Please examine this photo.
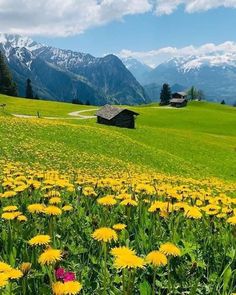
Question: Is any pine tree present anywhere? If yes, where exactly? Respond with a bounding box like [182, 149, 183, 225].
[160, 83, 172, 106]
[0, 51, 18, 97]
[188, 86, 198, 101]
[221, 100, 226, 105]
[25, 78, 34, 99]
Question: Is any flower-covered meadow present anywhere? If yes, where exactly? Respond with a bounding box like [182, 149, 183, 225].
[0, 161, 235, 294]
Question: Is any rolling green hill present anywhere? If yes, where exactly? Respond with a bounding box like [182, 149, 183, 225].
[0, 94, 235, 181]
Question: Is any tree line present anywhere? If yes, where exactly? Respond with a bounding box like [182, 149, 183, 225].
[159, 83, 205, 105]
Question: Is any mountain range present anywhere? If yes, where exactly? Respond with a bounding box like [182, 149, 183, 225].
[122, 54, 236, 104]
[0, 34, 149, 105]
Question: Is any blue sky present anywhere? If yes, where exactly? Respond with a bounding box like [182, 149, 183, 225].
[1, 1, 236, 66]
[34, 7, 236, 57]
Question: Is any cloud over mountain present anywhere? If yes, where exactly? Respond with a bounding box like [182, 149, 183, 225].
[119, 42, 236, 67]
[0, 0, 236, 37]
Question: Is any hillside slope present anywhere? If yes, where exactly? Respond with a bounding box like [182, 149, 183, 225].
[0, 95, 235, 181]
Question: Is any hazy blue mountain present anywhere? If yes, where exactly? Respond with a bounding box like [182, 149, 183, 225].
[0, 34, 149, 105]
[142, 56, 236, 104]
[121, 57, 152, 84]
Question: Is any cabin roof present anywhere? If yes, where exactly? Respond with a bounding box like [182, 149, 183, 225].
[170, 98, 187, 103]
[96, 104, 139, 120]
[172, 92, 187, 97]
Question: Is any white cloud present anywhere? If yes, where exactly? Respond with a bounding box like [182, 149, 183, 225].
[118, 42, 236, 67]
[0, 0, 236, 36]
[154, 0, 236, 15]
[0, 0, 151, 36]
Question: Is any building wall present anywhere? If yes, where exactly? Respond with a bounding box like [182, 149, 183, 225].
[97, 112, 135, 128]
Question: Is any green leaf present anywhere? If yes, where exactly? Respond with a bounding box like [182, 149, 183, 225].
[139, 280, 152, 295]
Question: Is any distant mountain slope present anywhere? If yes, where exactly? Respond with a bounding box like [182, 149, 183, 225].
[121, 57, 152, 84]
[0, 34, 149, 105]
[122, 55, 236, 104]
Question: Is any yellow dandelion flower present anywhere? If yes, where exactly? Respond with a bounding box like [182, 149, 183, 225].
[38, 248, 62, 265]
[159, 243, 181, 257]
[63, 281, 83, 294]
[111, 247, 135, 257]
[184, 206, 202, 219]
[97, 196, 117, 206]
[120, 199, 138, 206]
[112, 224, 127, 231]
[0, 262, 12, 272]
[62, 205, 73, 212]
[43, 206, 62, 216]
[20, 262, 31, 274]
[52, 282, 65, 295]
[227, 216, 236, 225]
[6, 269, 23, 280]
[17, 215, 27, 222]
[28, 204, 45, 214]
[1, 212, 16, 220]
[1, 191, 16, 198]
[28, 235, 51, 246]
[0, 273, 8, 287]
[114, 253, 145, 269]
[92, 227, 118, 243]
[3, 206, 18, 212]
[49, 197, 61, 205]
[146, 251, 167, 267]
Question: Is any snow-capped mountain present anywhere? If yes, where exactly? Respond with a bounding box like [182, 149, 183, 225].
[0, 34, 149, 105]
[123, 54, 236, 104]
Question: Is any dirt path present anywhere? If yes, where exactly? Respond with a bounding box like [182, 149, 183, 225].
[12, 108, 98, 120]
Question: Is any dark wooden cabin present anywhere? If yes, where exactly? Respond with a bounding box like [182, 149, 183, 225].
[170, 92, 188, 108]
[96, 105, 139, 129]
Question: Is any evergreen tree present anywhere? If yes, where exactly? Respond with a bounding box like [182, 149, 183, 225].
[188, 86, 198, 101]
[72, 98, 83, 105]
[221, 100, 226, 105]
[85, 100, 90, 106]
[0, 51, 18, 97]
[197, 90, 204, 101]
[160, 83, 172, 106]
[25, 78, 34, 99]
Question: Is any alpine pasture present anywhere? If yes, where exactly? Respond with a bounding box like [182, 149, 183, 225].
[0, 95, 236, 295]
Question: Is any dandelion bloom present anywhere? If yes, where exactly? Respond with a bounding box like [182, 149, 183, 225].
[49, 197, 61, 205]
[114, 253, 145, 269]
[111, 247, 135, 257]
[5, 269, 23, 279]
[184, 206, 202, 219]
[38, 248, 62, 265]
[62, 205, 73, 212]
[1, 212, 20, 220]
[120, 199, 138, 206]
[52, 281, 82, 295]
[17, 215, 28, 222]
[146, 251, 167, 267]
[0, 262, 12, 272]
[0, 273, 8, 287]
[27, 203, 45, 213]
[28, 235, 51, 246]
[159, 243, 181, 257]
[227, 216, 236, 225]
[20, 262, 31, 274]
[97, 196, 117, 206]
[92, 227, 118, 243]
[43, 206, 62, 216]
[112, 224, 127, 231]
[1, 191, 16, 198]
[3, 206, 18, 212]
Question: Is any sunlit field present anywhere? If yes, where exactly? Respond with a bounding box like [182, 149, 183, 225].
[0, 95, 236, 294]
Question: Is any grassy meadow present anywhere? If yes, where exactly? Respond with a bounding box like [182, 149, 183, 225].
[0, 94, 236, 294]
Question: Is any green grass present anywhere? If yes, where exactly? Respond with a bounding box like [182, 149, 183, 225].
[0, 95, 236, 180]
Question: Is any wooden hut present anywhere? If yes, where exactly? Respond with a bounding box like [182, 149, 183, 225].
[170, 92, 188, 108]
[96, 105, 139, 129]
